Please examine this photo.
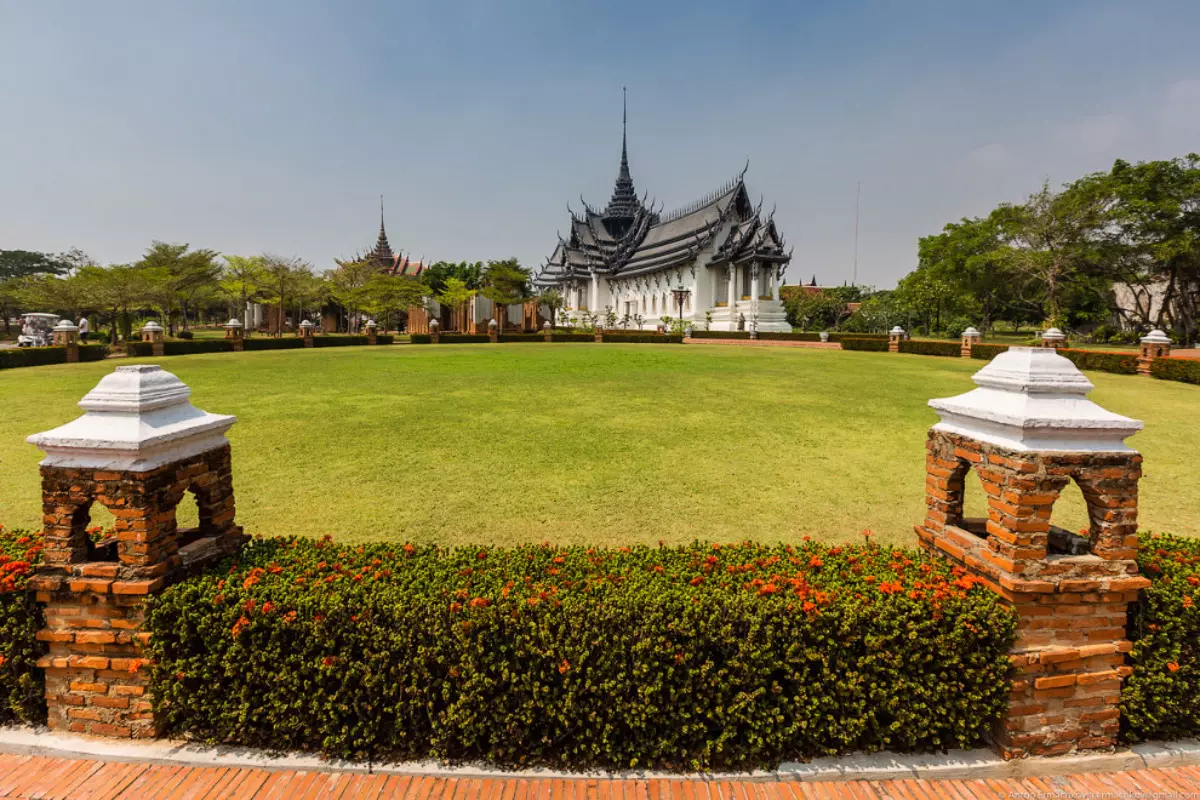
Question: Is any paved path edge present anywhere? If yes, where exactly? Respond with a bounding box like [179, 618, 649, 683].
[1, 726, 1198, 783]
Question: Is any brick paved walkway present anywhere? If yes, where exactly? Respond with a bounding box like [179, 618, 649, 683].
[0, 754, 1197, 799]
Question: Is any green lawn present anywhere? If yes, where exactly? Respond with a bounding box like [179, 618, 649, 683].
[0, 344, 1195, 548]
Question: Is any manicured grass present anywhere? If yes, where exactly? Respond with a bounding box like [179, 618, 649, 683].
[0, 345, 1195, 548]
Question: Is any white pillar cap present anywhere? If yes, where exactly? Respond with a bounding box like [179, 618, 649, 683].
[429, 319, 439, 328]
[962, 327, 981, 338]
[141, 321, 163, 333]
[298, 320, 315, 329]
[928, 347, 1142, 453]
[890, 326, 906, 335]
[488, 319, 497, 328]
[543, 321, 551, 329]
[1141, 329, 1171, 344]
[223, 318, 243, 329]
[1041, 327, 1066, 341]
[26, 365, 236, 471]
[53, 320, 80, 333]
[364, 320, 378, 329]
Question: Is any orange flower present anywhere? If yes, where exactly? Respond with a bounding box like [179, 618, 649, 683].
[1183, 596, 1194, 609]
[689, 575, 704, 586]
[1167, 662, 1180, 673]
[558, 659, 570, 674]
[808, 556, 823, 569]
[758, 582, 777, 596]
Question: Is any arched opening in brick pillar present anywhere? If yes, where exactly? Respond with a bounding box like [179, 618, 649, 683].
[70, 501, 119, 562]
[1047, 478, 1094, 555]
[937, 458, 990, 538]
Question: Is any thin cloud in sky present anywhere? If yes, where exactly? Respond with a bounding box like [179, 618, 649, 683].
[0, 0, 1197, 289]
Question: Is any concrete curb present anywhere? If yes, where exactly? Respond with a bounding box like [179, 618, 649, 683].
[1, 727, 1197, 783]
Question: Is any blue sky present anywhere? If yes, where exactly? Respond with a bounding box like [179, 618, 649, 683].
[2, 1, 1198, 288]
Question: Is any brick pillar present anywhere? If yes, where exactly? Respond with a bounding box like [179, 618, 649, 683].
[1137, 330, 1171, 376]
[140, 322, 164, 357]
[488, 320, 498, 343]
[365, 320, 378, 345]
[26, 365, 245, 738]
[1041, 328, 1067, 350]
[917, 348, 1147, 758]
[299, 320, 315, 347]
[543, 322, 552, 342]
[224, 318, 244, 351]
[52, 321, 80, 362]
[961, 327, 981, 358]
[430, 320, 440, 344]
[889, 326, 905, 353]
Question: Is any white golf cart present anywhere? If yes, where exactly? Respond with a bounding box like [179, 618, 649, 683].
[17, 313, 62, 347]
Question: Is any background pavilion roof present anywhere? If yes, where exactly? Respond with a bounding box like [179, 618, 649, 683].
[536, 169, 790, 287]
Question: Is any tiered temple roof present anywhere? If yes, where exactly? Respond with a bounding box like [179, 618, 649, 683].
[363, 198, 425, 277]
[536, 106, 790, 288]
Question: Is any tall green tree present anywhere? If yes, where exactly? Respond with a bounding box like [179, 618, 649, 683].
[1103, 155, 1200, 345]
[258, 255, 312, 336]
[364, 274, 428, 332]
[329, 258, 377, 332]
[437, 277, 476, 331]
[480, 259, 531, 326]
[422, 261, 483, 296]
[220, 255, 266, 324]
[0, 250, 68, 334]
[993, 181, 1108, 328]
[535, 288, 565, 329]
[77, 265, 152, 344]
[135, 242, 222, 334]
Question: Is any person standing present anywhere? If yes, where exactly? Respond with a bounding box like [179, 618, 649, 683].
[77, 315, 89, 343]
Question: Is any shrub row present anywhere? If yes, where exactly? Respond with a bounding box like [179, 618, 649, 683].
[377, 334, 395, 345]
[969, 343, 1010, 360]
[601, 333, 682, 343]
[1151, 357, 1200, 385]
[1123, 534, 1200, 742]
[549, 333, 595, 342]
[899, 340, 961, 357]
[1057, 348, 1139, 375]
[0, 528, 44, 726]
[840, 337, 890, 352]
[497, 334, 547, 343]
[689, 330, 750, 339]
[243, 337, 305, 351]
[163, 339, 234, 355]
[439, 334, 490, 344]
[410, 334, 432, 344]
[144, 538, 1015, 770]
[0, 345, 107, 369]
[313, 335, 369, 348]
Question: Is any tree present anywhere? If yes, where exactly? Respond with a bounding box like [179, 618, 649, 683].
[16, 273, 91, 321]
[437, 277, 476, 332]
[77, 264, 152, 344]
[0, 250, 69, 334]
[422, 261, 483, 296]
[135, 242, 222, 334]
[258, 255, 312, 336]
[1103, 155, 1200, 345]
[364, 274, 428, 332]
[535, 288, 565, 329]
[329, 258, 377, 333]
[916, 215, 1026, 332]
[220, 255, 266, 325]
[993, 181, 1108, 328]
[480, 259, 531, 328]
[58, 247, 98, 275]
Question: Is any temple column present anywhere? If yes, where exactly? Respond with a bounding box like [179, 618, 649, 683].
[726, 267, 736, 310]
[590, 272, 599, 312]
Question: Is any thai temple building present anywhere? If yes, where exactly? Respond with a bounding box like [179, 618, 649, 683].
[535, 96, 793, 332]
[365, 199, 426, 278]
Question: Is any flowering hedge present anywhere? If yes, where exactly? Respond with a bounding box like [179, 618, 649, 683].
[145, 537, 1015, 769]
[0, 528, 44, 725]
[1122, 534, 1200, 742]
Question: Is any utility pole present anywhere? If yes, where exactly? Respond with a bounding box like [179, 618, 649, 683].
[853, 181, 861, 287]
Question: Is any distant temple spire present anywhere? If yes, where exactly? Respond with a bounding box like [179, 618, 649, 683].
[603, 87, 641, 233]
[368, 195, 395, 270]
